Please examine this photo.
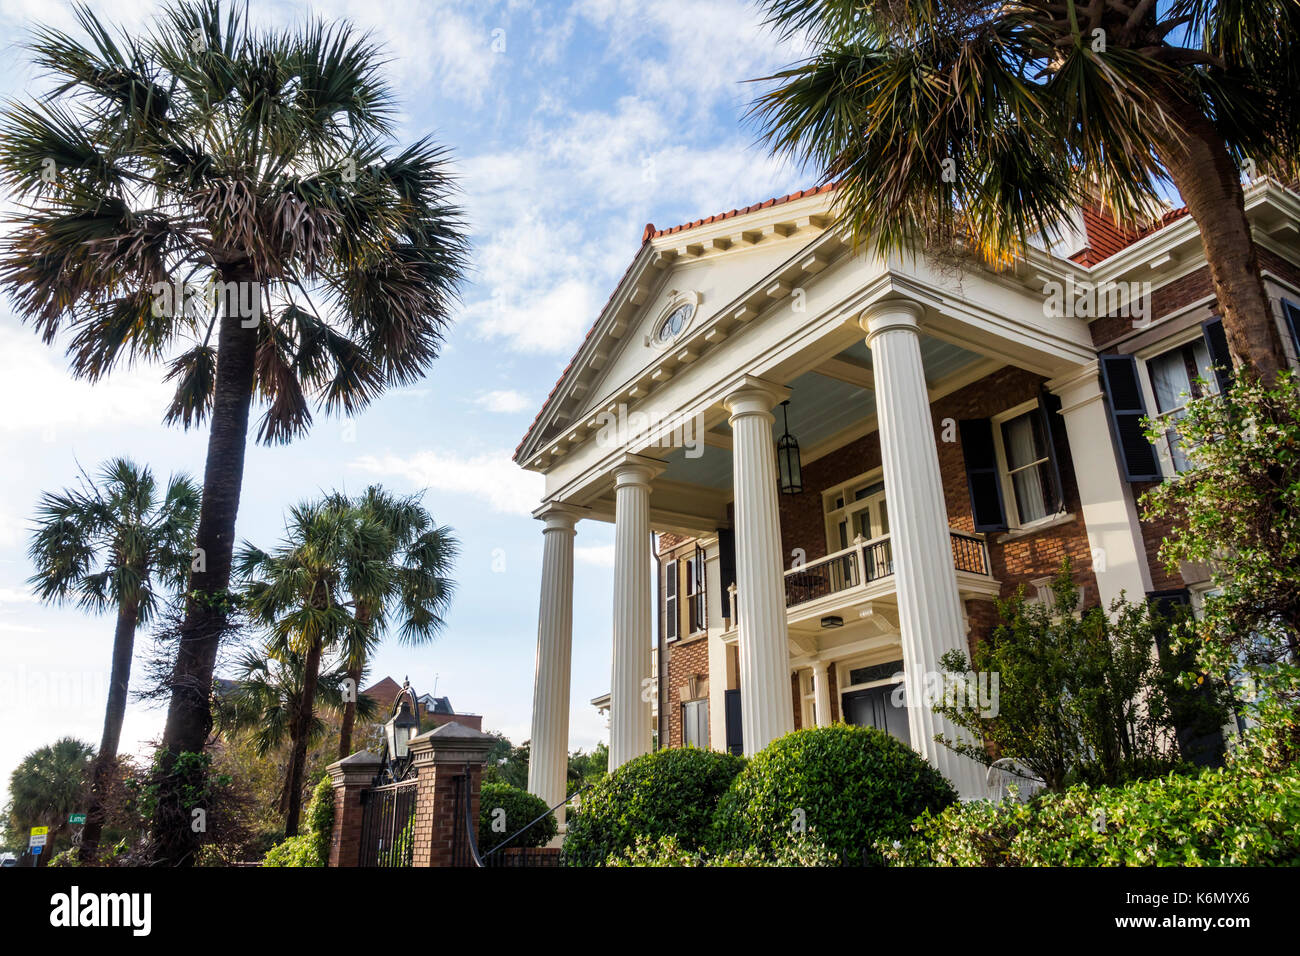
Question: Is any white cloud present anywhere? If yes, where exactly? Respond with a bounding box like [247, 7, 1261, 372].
[473, 389, 532, 414]
[0, 327, 173, 435]
[0, 587, 36, 605]
[458, 91, 798, 355]
[349, 449, 543, 516]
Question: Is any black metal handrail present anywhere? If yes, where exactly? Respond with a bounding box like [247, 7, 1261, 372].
[471, 782, 592, 867]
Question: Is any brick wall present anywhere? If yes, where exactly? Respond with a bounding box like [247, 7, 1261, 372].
[666, 636, 710, 748]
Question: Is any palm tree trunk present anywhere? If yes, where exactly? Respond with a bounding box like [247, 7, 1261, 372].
[79, 596, 140, 863]
[338, 603, 374, 759]
[284, 634, 324, 837]
[1152, 94, 1287, 384]
[151, 267, 260, 866]
[337, 660, 363, 760]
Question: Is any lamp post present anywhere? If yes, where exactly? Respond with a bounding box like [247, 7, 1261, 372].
[380, 678, 421, 783]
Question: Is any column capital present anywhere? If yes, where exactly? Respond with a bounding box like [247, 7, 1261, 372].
[611, 452, 665, 491]
[722, 375, 790, 422]
[1044, 360, 1104, 415]
[859, 298, 926, 345]
[533, 499, 587, 532]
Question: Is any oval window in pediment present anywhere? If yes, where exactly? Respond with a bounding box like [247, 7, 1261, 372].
[656, 302, 694, 344]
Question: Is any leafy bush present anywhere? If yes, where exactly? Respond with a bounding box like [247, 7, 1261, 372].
[935, 561, 1222, 791]
[563, 746, 746, 866]
[607, 832, 839, 867]
[887, 767, 1300, 866]
[303, 774, 334, 863]
[478, 782, 556, 854]
[260, 833, 317, 867]
[713, 726, 957, 865]
[262, 775, 333, 867]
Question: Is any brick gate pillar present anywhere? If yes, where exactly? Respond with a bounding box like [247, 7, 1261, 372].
[408, 723, 497, 867]
[325, 750, 382, 867]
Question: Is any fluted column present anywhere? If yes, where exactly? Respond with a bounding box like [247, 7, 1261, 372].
[725, 378, 795, 755]
[609, 458, 656, 769]
[527, 502, 581, 828]
[861, 300, 986, 799]
[811, 661, 833, 728]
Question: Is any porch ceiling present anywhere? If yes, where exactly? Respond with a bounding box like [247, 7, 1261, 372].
[656, 333, 987, 492]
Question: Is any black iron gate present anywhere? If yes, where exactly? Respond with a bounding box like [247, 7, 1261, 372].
[358, 779, 418, 867]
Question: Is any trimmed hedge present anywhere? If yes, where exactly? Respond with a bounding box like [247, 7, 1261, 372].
[887, 767, 1300, 866]
[712, 725, 957, 865]
[563, 746, 746, 866]
[478, 782, 557, 853]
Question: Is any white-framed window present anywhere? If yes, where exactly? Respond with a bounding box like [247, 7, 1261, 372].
[799, 670, 817, 728]
[992, 400, 1061, 528]
[822, 469, 890, 554]
[1141, 334, 1218, 474]
[682, 698, 709, 748]
[685, 549, 706, 636]
[837, 656, 905, 694]
[1022, 575, 1085, 612]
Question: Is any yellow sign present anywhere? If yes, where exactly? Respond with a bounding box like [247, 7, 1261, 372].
[30, 826, 48, 836]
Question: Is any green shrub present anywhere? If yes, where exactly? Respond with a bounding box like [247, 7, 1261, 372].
[304, 774, 334, 864]
[478, 782, 557, 854]
[563, 746, 746, 866]
[261, 833, 317, 867]
[262, 774, 333, 867]
[887, 767, 1300, 866]
[713, 726, 957, 865]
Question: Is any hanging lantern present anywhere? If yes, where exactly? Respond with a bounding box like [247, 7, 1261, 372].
[777, 400, 803, 495]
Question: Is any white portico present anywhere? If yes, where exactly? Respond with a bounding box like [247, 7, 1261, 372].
[514, 185, 1165, 801]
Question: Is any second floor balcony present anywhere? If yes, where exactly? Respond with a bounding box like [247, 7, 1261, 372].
[723, 529, 999, 639]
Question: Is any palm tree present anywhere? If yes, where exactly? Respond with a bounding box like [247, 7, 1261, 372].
[0, 0, 467, 864]
[329, 485, 458, 760]
[8, 738, 95, 864]
[28, 458, 200, 862]
[216, 647, 375, 820]
[751, 0, 1299, 381]
[235, 500, 389, 835]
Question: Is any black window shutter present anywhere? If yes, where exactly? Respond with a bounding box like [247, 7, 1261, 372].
[1283, 300, 1300, 360]
[1201, 317, 1233, 393]
[1099, 355, 1162, 482]
[1036, 387, 1067, 515]
[724, 689, 743, 756]
[958, 418, 1008, 532]
[716, 528, 736, 618]
[663, 559, 678, 641]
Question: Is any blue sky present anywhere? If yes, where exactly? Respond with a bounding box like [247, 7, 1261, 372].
[0, 0, 810, 789]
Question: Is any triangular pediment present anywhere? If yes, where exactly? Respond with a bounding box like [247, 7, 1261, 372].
[516, 189, 844, 468]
